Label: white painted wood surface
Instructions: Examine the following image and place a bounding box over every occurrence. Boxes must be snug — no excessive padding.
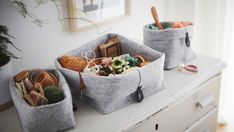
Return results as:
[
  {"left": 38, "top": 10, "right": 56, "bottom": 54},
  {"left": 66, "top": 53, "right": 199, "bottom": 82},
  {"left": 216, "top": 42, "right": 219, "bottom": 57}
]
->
[
  {"left": 0, "top": 55, "right": 226, "bottom": 132},
  {"left": 184, "top": 107, "right": 218, "bottom": 132},
  {"left": 130, "top": 74, "right": 221, "bottom": 132}
]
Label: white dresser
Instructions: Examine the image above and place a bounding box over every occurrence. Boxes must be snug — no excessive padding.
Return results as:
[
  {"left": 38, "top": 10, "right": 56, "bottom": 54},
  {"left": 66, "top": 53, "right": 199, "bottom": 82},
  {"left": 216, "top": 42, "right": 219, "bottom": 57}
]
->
[{"left": 0, "top": 55, "right": 226, "bottom": 132}]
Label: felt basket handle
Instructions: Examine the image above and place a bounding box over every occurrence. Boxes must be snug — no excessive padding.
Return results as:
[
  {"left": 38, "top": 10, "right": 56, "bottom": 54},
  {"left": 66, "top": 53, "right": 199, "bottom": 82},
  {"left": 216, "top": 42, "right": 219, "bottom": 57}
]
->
[
  {"left": 185, "top": 28, "right": 190, "bottom": 47},
  {"left": 135, "top": 70, "right": 144, "bottom": 102},
  {"left": 79, "top": 72, "right": 85, "bottom": 100}
]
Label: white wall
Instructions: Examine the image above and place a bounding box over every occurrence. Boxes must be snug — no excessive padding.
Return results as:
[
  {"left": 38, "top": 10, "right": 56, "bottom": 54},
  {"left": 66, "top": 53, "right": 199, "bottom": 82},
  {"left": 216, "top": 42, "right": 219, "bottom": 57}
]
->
[
  {"left": 164, "top": 0, "right": 225, "bottom": 58},
  {"left": 0, "top": 0, "right": 165, "bottom": 74}
]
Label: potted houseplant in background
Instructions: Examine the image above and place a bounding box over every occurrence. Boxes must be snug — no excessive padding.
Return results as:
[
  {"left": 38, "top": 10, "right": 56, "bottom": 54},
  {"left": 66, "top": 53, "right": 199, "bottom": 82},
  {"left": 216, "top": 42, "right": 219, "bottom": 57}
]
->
[{"left": 0, "top": 25, "right": 20, "bottom": 111}]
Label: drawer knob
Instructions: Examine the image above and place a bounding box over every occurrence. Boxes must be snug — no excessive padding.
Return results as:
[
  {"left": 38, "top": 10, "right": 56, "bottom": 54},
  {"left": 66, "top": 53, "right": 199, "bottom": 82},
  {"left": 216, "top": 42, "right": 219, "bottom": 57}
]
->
[{"left": 196, "top": 94, "right": 215, "bottom": 109}]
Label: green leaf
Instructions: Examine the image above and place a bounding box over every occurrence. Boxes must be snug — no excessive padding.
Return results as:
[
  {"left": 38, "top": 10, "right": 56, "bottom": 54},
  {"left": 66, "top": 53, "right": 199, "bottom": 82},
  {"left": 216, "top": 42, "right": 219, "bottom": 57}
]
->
[
  {"left": 0, "top": 36, "right": 12, "bottom": 45},
  {"left": 0, "top": 25, "right": 21, "bottom": 59},
  {"left": 0, "top": 25, "right": 15, "bottom": 38},
  {"left": 0, "top": 43, "right": 8, "bottom": 50},
  {"left": 0, "top": 25, "right": 9, "bottom": 36},
  {"left": 2, "top": 50, "right": 19, "bottom": 59}
]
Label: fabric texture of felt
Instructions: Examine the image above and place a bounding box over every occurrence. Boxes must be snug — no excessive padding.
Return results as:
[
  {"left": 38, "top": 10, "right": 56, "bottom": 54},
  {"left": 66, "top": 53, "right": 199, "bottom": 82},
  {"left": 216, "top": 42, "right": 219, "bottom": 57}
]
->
[
  {"left": 55, "top": 33, "right": 166, "bottom": 114},
  {"left": 10, "top": 69, "right": 76, "bottom": 132},
  {"left": 143, "top": 23, "right": 196, "bottom": 69}
]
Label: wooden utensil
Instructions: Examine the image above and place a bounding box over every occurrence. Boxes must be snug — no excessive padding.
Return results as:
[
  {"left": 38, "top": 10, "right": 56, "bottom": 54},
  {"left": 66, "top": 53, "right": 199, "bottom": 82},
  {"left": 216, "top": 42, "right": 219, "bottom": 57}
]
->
[{"left": 151, "top": 6, "right": 163, "bottom": 30}]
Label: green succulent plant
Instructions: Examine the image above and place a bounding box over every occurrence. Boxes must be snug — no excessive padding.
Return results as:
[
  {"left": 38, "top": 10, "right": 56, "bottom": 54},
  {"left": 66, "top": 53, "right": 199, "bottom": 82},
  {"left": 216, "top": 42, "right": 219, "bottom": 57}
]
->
[
  {"left": 44, "top": 86, "right": 64, "bottom": 104},
  {"left": 0, "top": 25, "right": 20, "bottom": 66}
]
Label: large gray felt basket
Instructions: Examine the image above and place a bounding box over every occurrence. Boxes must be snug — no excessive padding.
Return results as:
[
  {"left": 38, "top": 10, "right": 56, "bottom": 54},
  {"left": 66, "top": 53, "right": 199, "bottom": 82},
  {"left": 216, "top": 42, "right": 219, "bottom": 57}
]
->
[
  {"left": 10, "top": 69, "right": 75, "bottom": 132},
  {"left": 55, "top": 33, "right": 166, "bottom": 114},
  {"left": 143, "top": 22, "right": 196, "bottom": 70}
]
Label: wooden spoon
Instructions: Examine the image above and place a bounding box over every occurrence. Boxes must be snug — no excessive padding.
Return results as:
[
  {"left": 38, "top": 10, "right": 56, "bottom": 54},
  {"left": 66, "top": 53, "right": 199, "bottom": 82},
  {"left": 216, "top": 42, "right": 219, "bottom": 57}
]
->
[{"left": 151, "top": 6, "right": 163, "bottom": 30}]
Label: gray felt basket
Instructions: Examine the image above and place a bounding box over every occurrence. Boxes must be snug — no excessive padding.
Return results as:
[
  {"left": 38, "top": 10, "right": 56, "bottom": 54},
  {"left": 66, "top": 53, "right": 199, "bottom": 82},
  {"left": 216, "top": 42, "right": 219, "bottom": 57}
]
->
[
  {"left": 10, "top": 69, "right": 75, "bottom": 132},
  {"left": 143, "top": 22, "right": 196, "bottom": 70},
  {"left": 55, "top": 33, "right": 166, "bottom": 114}
]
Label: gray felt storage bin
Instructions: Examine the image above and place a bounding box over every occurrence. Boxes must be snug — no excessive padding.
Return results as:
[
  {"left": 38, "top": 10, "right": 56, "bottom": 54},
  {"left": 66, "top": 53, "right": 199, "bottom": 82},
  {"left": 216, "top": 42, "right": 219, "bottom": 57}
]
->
[
  {"left": 10, "top": 69, "right": 75, "bottom": 132},
  {"left": 143, "top": 22, "right": 196, "bottom": 69},
  {"left": 55, "top": 33, "right": 166, "bottom": 114}
]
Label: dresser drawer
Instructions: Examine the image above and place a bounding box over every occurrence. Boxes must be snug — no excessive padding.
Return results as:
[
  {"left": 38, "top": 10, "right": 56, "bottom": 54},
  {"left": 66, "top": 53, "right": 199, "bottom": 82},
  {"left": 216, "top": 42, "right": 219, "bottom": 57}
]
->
[
  {"left": 129, "top": 75, "right": 221, "bottom": 132},
  {"left": 183, "top": 107, "right": 218, "bottom": 132}
]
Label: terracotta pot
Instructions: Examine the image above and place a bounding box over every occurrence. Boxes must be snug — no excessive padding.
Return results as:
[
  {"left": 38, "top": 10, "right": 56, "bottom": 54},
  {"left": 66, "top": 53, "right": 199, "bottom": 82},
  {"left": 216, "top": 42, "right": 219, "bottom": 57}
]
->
[{"left": 0, "top": 56, "right": 13, "bottom": 111}]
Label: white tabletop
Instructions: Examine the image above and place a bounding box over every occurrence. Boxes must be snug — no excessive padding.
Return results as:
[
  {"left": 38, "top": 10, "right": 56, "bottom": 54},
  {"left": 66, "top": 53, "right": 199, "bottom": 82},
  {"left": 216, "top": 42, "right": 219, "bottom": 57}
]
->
[{"left": 0, "top": 55, "right": 226, "bottom": 132}]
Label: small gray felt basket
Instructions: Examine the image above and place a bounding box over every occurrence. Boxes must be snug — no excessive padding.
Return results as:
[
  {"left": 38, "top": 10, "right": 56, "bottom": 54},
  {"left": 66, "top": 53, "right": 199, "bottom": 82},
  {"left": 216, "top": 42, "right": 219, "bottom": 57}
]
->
[
  {"left": 55, "top": 33, "right": 166, "bottom": 114},
  {"left": 143, "top": 22, "right": 196, "bottom": 69},
  {"left": 10, "top": 69, "right": 75, "bottom": 132}
]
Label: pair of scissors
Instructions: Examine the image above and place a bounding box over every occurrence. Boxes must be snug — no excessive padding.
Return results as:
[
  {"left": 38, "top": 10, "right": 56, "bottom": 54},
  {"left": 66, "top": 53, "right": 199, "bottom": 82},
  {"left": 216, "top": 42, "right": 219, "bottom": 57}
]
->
[{"left": 177, "top": 63, "right": 198, "bottom": 73}]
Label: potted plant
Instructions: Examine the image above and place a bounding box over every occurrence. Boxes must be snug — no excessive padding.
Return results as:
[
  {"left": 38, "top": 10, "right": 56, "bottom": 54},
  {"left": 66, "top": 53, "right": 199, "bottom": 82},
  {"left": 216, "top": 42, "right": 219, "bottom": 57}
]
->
[{"left": 0, "top": 25, "right": 20, "bottom": 111}]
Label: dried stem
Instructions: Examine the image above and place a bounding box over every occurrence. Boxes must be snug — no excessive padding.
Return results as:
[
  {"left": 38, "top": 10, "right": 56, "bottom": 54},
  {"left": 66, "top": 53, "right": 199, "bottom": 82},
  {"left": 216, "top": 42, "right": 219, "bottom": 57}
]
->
[{"left": 11, "top": 0, "right": 109, "bottom": 33}]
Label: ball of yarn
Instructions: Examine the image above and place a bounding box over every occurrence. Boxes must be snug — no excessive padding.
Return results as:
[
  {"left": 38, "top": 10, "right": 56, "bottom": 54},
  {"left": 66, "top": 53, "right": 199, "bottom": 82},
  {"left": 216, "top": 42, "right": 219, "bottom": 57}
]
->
[
  {"left": 161, "top": 22, "right": 172, "bottom": 29},
  {"left": 44, "top": 86, "right": 64, "bottom": 104}
]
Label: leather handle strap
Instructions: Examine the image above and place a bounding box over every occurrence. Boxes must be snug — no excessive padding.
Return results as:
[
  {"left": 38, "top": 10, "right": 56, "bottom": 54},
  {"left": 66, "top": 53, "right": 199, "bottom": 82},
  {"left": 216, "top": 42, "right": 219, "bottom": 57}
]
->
[
  {"left": 135, "top": 70, "right": 144, "bottom": 102},
  {"left": 135, "top": 86, "right": 144, "bottom": 102},
  {"left": 185, "top": 28, "right": 191, "bottom": 47},
  {"left": 79, "top": 72, "right": 85, "bottom": 100}
]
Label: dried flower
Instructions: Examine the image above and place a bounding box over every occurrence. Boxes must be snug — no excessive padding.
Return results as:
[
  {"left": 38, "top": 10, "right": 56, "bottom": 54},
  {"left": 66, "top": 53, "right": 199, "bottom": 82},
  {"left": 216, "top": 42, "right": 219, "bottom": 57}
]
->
[{"left": 111, "top": 57, "right": 129, "bottom": 74}]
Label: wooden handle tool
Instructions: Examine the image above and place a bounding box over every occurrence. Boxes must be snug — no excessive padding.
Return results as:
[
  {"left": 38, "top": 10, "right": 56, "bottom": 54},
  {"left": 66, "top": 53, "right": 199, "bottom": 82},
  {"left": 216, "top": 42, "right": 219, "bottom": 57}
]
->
[{"left": 151, "top": 6, "right": 163, "bottom": 30}]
